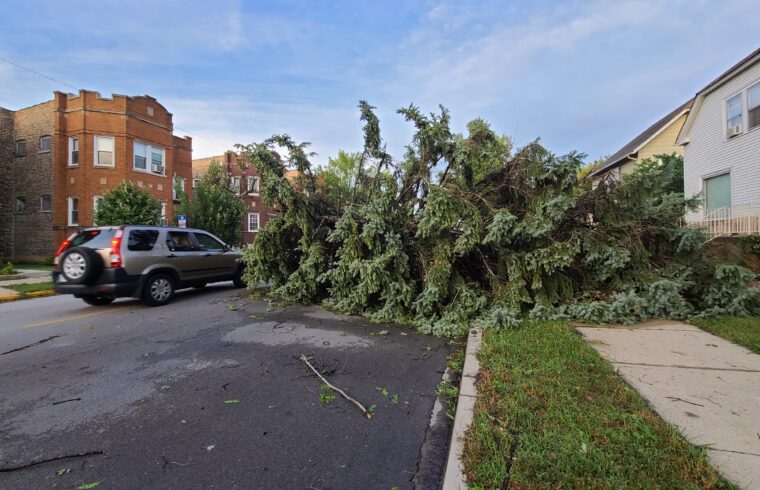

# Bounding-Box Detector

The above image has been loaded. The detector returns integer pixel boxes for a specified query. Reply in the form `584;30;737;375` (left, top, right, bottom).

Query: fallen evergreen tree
237;102;760;336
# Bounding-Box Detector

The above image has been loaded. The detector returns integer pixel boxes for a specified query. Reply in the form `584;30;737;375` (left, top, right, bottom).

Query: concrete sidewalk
577;320;760;490
0;269;52;295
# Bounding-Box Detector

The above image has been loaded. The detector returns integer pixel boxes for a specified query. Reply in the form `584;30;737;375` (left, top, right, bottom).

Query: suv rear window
69;229;116;249
128;229;159;251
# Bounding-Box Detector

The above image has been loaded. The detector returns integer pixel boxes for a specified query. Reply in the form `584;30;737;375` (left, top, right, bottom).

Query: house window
748;82;760;131
151;147;164;174
40;195;52;212
230;176;241;194
726;94;743;137
15;140;26;156
134;141;164;174
192;178;199;189
134;141;147;170
68;197;79;225
147;106;154;116
173;176;185;200
704;173;731;216
246;176;260;194
14;197;26;214
39;135;52;153
247;212;260;232
160;202;167;225
94;135;115;167
69;137;79;165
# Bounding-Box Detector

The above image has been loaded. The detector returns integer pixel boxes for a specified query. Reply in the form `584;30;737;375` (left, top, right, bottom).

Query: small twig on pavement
299;354;372;420
0;450;105;472
1;335;62;355
666;396;704;407
52;397;81;406
161;455;190;469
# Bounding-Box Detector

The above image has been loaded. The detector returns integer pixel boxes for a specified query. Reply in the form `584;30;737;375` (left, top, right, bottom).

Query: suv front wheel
142;273;175;307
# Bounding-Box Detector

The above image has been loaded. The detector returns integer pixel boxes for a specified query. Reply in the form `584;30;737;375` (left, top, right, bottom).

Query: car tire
81;295;115;306
60;247;103;285
232;267;247;288
142;273;175;307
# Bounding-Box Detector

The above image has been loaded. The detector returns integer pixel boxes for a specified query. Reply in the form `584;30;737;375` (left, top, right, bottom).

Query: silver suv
53;225;246;307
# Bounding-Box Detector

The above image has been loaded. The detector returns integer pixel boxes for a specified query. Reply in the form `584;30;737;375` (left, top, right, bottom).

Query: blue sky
1;0;759;164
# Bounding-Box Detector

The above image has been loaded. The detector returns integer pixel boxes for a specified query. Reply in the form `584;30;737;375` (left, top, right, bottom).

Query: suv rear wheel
143;273;175;307
81;295;115;306
233;267;247;288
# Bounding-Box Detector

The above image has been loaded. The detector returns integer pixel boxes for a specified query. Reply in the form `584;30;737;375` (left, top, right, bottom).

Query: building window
133;141;164;174
38;135;52;153
230;176;241;194
134;141;147;170
151;147;164;174
147;106;154;116
248;212;260;232
15;140;26;156
246;176;260;194
160;202;167;225
69;137;79;165
726;93;743;137
68;197;79;225
94;135;115;167
704;173;732;216
749;82;760;131
40;195;52;212
192;178;199;189
14;197;26;214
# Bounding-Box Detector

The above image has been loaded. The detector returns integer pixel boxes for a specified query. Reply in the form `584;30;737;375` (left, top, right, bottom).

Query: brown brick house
0;90;193;262
192;151;276;245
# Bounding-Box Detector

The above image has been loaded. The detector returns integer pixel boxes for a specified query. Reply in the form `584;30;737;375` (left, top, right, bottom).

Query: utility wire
0;56;228;150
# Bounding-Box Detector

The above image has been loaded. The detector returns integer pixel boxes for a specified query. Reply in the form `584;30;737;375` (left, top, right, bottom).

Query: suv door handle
167;254;177;258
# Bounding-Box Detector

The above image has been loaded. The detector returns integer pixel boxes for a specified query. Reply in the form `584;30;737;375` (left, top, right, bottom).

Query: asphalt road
0;284;451;489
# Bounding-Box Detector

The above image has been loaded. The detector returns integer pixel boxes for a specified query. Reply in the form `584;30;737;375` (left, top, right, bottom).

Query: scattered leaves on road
223;399;240;404
376;387;389;397
78;482;101;490
206;444;215;451
371;330;389;337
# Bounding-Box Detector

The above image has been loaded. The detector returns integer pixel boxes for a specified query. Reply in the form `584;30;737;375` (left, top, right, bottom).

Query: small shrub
741;235;760;257
0;262;14;275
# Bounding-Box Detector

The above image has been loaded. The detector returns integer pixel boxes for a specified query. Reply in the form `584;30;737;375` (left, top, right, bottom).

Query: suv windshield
69;228;116;249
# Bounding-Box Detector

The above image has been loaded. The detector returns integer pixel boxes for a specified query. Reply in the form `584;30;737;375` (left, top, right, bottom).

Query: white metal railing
689;204;760;238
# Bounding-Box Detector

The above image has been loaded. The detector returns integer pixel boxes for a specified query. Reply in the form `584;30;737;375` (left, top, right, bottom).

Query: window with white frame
247;212;260;232
192;178;199;189
92;195;103;225
749;82;760;131
173;176;185;200
160;202;167;225
68;197;79;225
69;137;79;165
39;135;51;153
134;141;147;170
150;147;164;174
230;176;241;194
726;94;743;137
40;195;52;212
94;135;115;166
246;176;260;194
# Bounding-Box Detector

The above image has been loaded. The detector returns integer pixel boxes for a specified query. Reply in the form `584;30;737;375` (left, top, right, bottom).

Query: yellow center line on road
23;305;136;330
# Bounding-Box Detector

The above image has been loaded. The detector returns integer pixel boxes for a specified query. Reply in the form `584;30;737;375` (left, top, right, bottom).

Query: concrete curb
0;290;56;302
441;326;483;490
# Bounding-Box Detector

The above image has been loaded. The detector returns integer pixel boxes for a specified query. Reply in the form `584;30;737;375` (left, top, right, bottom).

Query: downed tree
237;103;760;336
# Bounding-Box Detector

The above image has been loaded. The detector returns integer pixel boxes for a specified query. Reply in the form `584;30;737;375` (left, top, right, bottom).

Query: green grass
463;322;735;489
690;316;760;354
7;281;54;296
13;263;54;271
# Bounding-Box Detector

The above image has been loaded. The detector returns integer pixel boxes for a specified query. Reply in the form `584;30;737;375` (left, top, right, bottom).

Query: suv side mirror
222;244;231;252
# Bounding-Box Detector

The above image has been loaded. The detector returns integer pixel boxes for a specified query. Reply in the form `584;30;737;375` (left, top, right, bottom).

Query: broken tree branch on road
299;354;372;420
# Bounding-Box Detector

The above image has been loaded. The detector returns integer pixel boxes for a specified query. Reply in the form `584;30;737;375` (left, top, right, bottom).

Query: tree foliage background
94;181;161;226
176;160;245;246
238;102;759;337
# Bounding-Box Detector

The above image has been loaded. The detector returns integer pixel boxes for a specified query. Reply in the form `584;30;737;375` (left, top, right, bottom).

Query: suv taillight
53;233;76;269
110;229;124;268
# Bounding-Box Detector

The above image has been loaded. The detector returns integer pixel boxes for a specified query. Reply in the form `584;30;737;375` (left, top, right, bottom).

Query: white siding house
678;48;760;236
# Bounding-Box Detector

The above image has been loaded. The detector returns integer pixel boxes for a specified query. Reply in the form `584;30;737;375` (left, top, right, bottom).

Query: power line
0;56;229;150
0;56;79;91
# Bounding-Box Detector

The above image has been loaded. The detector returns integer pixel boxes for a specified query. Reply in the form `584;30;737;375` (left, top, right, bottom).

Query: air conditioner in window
727;124;743;137
152;164;164;173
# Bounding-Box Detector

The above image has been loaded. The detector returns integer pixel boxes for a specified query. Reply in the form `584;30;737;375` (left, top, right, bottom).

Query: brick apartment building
0;90;193;262
192;151;276;245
